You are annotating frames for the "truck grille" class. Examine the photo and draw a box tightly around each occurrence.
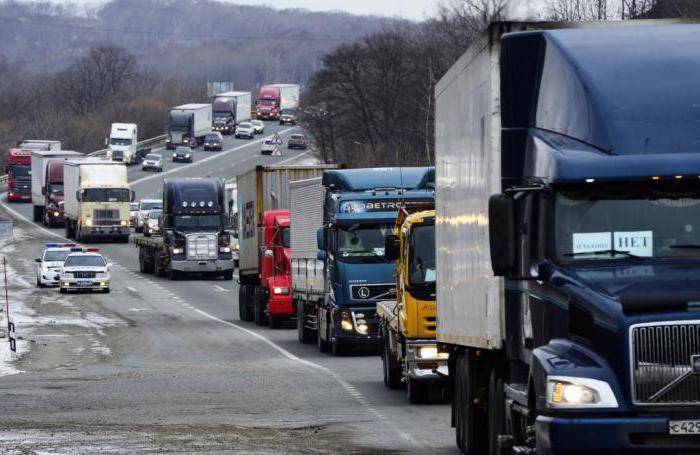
[630,321,700,405]
[112,150,124,161]
[186,233,217,260]
[73,271,96,279]
[93,209,120,226]
[350,284,396,301]
[15,177,31,194]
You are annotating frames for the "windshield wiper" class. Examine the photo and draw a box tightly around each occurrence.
[563,249,642,259]
[668,244,700,249]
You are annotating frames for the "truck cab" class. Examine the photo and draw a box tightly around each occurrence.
[7,148,32,202]
[43,159,67,227]
[256,210,292,328]
[316,167,434,356]
[256,86,281,120]
[108,123,138,164]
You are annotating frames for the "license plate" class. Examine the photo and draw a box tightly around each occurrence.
[76,280,92,286]
[669,420,700,435]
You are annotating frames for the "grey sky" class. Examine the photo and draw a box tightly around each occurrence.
[226,0,441,20]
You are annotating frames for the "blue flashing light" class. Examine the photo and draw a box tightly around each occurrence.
[46,243,58,248]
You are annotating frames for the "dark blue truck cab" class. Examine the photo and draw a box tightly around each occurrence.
[436,22,700,454]
[315,167,434,355]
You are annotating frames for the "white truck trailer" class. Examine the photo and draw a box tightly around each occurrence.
[18,140,61,151]
[63,159,132,242]
[31,150,82,223]
[167,104,212,149]
[290,177,326,343]
[107,123,148,164]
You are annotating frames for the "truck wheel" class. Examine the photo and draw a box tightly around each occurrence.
[408,377,429,404]
[332,341,347,357]
[269,316,282,329]
[75,226,82,242]
[121,235,130,243]
[222,270,233,281]
[455,352,488,455]
[167,266,179,281]
[254,286,268,326]
[487,369,505,455]
[238,284,249,321]
[65,221,72,239]
[154,255,166,278]
[317,307,330,353]
[297,300,316,344]
[33,205,43,222]
[382,327,403,389]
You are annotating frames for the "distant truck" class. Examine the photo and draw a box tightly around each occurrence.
[6,149,32,202]
[212,91,252,134]
[166,104,212,149]
[63,159,132,242]
[436,22,700,455]
[380,206,446,403]
[256,84,300,120]
[18,140,61,152]
[307,168,434,356]
[134,178,234,280]
[237,165,337,327]
[107,123,150,164]
[30,150,82,226]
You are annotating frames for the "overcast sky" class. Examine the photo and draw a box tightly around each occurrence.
[224,0,439,20]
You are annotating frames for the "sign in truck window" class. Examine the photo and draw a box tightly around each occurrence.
[573,231,653,257]
[339,199,432,214]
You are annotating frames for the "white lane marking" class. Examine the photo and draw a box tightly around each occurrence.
[214,285,228,292]
[127,287,138,294]
[129,128,296,187]
[193,308,422,449]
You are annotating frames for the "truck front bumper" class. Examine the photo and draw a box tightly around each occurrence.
[60,279,110,291]
[268,294,293,318]
[171,259,233,273]
[537,414,700,452]
[84,226,129,237]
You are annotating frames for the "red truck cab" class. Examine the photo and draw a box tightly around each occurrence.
[43,159,66,227]
[258,209,292,328]
[7,149,32,202]
[256,86,281,120]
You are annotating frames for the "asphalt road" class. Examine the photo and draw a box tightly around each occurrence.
[0,121,455,454]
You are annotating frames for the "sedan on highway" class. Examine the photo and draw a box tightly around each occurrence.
[279,108,297,125]
[59,249,111,294]
[173,146,194,163]
[287,133,308,150]
[141,153,163,172]
[234,122,255,139]
[260,139,278,155]
[203,133,223,151]
[143,209,162,237]
[136,199,162,233]
[251,120,265,135]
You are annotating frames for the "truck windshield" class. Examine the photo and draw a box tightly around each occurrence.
[337,224,391,263]
[64,256,105,267]
[258,99,275,106]
[281,227,290,248]
[110,138,132,146]
[82,188,130,202]
[409,224,436,285]
[174,215,221,229]
[48,184,63,194]
[8,164,30,176]
[555,183,700,262]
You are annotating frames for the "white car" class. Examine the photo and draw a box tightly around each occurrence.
[260,139,277,155]
[251,120,265,134]
[143,208,162,237]
[60,249,111,294]
[234,122,255,139]
[136,199,162,233]
[36,243,78,287]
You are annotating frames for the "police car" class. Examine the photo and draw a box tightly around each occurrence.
[35,243,77,287]
[59,248,111,293]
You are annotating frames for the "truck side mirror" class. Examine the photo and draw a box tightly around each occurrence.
[264,249,274,258]
[316,227,326,251]
[104,137,108,146]
[488,194,516,276]
[76,190,82,202]
[41,186,46,196]
[385,235,400,261]
[130,190,136,202]
[317,250,327,261]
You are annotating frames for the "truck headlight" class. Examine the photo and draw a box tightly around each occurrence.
[173,153,177,158]
[219,246,231,253]
[53,211,60,217]
[417,346,449,360]
[547,376,618,409]
[172,247,184,255]
[121,220,128,226]
[85,219,93,227]
[272,286,289,295]
[185,154,190,158]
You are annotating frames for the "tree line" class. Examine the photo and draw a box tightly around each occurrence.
[300,0,699,167]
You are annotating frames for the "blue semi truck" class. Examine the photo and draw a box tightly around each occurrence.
[296,168,434,355]
[437,22,700,454]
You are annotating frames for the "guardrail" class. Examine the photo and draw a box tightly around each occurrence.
[0,134,168,187]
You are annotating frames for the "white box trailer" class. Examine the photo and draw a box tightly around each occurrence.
[31,150,82,222]
[275,84,300,110]
[168,104,212,148]
[19,140,61,152]
[290,177,325,306]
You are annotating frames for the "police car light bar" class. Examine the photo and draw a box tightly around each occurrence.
[70,248,83,252]
[86,248,100,252]
[46,243,78,248]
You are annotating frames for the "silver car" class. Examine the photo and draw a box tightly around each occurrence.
[141,153,163,172]
[143,209,162,237]
[235,122,255,139]
[251,120,265,134]
[136,199,161,233]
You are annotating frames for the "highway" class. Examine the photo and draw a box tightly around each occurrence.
[0,121,455,454]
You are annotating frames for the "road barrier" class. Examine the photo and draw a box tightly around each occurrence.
[0,134,168,186]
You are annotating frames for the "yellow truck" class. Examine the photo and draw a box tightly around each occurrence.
[379,207,448,403]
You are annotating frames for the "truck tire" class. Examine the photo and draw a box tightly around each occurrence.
[455,352,488,455]
[65,220,73,239]
[332,341,347,357]
[121,235,130,243]
[167,266,179,281]
[33,205,43,222]
[487,369,505,455]
[254,286,268,326]
[317,307,330,353]
[238,284,249,321]
[222,269,233,281]
[269,315,282,329]
[382,326,403,389]
[153,253,166,278]
[297,300,316,344]
[408,377,429,404]
[139,250,153,274]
